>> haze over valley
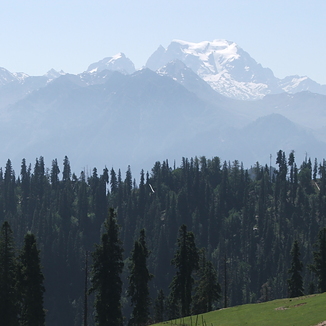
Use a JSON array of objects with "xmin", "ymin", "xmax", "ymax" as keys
[{"xmin": 0, "ymin": 39, "xmax": 325, "ymax": 174}]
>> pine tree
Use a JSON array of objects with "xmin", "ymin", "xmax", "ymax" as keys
[
  {"xmin": 62, "ymin": 156, "xmax": 71, "ymax": 182},
  {"xmin": 90, "ymin": 208, "xmax": 124, "ymax": 326},
  {"xmin": 0, "ymin": 221, "xmax": 19, "ymax": 326},
  {"xmin": 287, "ymin": 240, "xmax": 304, "ymax": 298},
  {"xmin": 193, "ymin": 254, "xmax": 221, "ymax": 314},
  {"xmin": 18, "ymin": 233, "xmax": 45, "ymax": 326},
  {"xmin": 20, "ymin": 159, "xmax": 31, "ymax": 222},
  {"xmin": 110, "ymin": 168, "xmax": 118, "ymax": 194},
  {"xmin": 4, "ymin": 159, "xmax": 16, "ymax": 219},
  {"xmin": 154, "ymin": 289, "xmax": 165, "ymax": 323},
  {"xmin": 311, "ymin": 228, "xmax": 326, "ymax": 293},
  {"xmin": 50, "ymin": 158, "xmax": 60, "ymax": 189},
  {"xmin": 169, "ymin": 224, "xmax": 199, "ymax": 317},
  {"xmin": 127, "ymin": 229, "xmax": 153, "ymax": 326}
]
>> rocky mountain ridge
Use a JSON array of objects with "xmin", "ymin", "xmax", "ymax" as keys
[{"xmin": 1, "ymin": 39, "xmax": 326, "ymax": 101}]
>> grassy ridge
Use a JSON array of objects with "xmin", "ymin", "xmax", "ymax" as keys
[{"xmin": 151, "ymin": 293, "xmax": 326, "ymax": 326}]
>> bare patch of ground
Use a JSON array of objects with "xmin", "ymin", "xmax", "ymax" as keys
[
  {"xmin": 275, "ymin": 306, "xmax": 289, "ymax": 311},
  {"xmin": 293, "ymin": 302, "xmax": 306, "ymax": 307},
  {"xmin": 275, "ymin": 302, "xmax": 307, "ymax": 310}
]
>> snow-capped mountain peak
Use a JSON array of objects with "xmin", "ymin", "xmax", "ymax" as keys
[
  {"xmin": 173, "ymin": 39, "xmax": 240, "ymax": 64},
  {"xmin": 147, "ymin": 39, "xmax": 244, "ymax": 73},
  {"xmin": 87, "ymin": 52, "xmax": 135, "ymax": 75},
  {"xmin": 44, "ymin": 69, "xmax": 66, "ymax": 81},
  {"xmin": 146, "ymin": 39, "xmax": 275, "ymax": 99},
  {"xmin": 146, "ymin": 39, "xmax": 326, "ymax": 100},
  {"xmin": 0, "ymin": 67, "xmax": 15, "ymax": 86}
]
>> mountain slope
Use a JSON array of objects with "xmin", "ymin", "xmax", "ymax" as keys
[
  {"xmin": 0, "ymin": 67, "xmax": 51, "ymax": 109},
  {"xmin": 1, "ymin": 68, "xmax": 237, "ymax": 172},
  {"xmin": 226, "ymin": 91, "xmax": 326, "ymax": 142},
  {"xmin": 157, "ymin": 59, "xmax": 231, "ymax": 105}
]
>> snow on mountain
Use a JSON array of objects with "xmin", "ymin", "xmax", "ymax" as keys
[
  {"xmin": 44, "ymin": 69, "xmax": 66, "ymax": 81},
  {"xmin": 156, "ymin": 59, "xmax": 238, "ymax": 110},
  {"xmin": 87, "ymin": 53, "xmax": 135, "ymax": 75},
  {"xmin": 0, "ymin": 67, "xmax": 28, "ymax": 86},
  {"xmin": 157, "ymin": 59, "xmax": 222, "ymax": 100},
  {"xmin": 0, "ymin": 67, "xmax": 63, "ymax": 91},
  {"xmin": 146, "ymin": 39, "xmax": 274, "ymax": 99},
  {"xmin": 146, "ymin": 39, "xmax": 326, "ymax": 100},
  {"xmin": 278, "ymin": 75, "xmax": 326, "ymax": 94},
  {"xmin": 12, "ymin": 72, "xmax": 30, "ymax": 82},
  {"xmin": 0, "ymin": 68, "xmax": 50, "ymax": 109}
]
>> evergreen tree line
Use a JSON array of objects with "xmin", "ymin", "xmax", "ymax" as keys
[
  {"xmin": 87, "ymin": 209, "xmax": 220, "ymax": 326},
  {"xmin": 0, "ymin": 151, "xmax": 326, "ymax": 325},
  {"xmin": 1, "ymin": 208, "xmax": 220, "ymax": 326}
]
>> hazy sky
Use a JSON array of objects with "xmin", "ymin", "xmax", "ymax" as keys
[{"xmin": 1, "ymin": 0, "xmax": 325, "ymax": 84}]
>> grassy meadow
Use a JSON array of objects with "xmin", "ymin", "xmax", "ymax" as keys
[{"xmin": 151, "ymin": 293, "xmax": 326, "ymax": 326}]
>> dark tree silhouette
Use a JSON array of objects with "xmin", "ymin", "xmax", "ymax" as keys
[
  {"xmin": 193, "ymin": 253, "xmax": 221, "ymax": 313},
  {"xmin": 127, "ymin": 229, "xmax": 153, "ymax": 326},
  {"xmin": 311, "ymin": 228, "xmax": 326, "ymax": 293},
  {"xmin": 169, "ymin": 224, "xmax": 199, "ymax": 317},
  {"xmin": 90, "ymin": 209, "xmax": 124, "ymax": 326},
  {"xmin": 287, "ymin": 240, "xmax": 304, "ymax": 298},
  {"xmin": 18, "ymin": 233, "xmax": 45, "ymax": 326},
  {"xmin": 0, "ymin": 221, "xmax": 19, "ymax": 326}
]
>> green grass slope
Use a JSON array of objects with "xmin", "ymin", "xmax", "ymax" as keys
[{"xmin": 151, "ymin": 293, "xmax": 326, "ymax": 326}]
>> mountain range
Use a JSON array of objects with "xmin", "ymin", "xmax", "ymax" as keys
[
  {"xmin": 0, "ymin": 39, "xmax": 325, "ymax": 174},
  {"xmin": 147, "ymin": 40, "xmax": 326, "ymax": 100}
]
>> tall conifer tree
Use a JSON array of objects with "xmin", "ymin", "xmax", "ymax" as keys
[
  {"xmin": 0, "ymin": 221, "xmax": 19, "ymax": 326},
  {"xmin": 193, "ymin": 254, "xmax": 221, "ymax": 313},
  {"xmin": 311, "ymin": 228, "xmax": 326, "ymax": 293},
  {"xmin": 18, "ymin": 233, "xmax": 45, "ymax": 326},
  {"xmin": 154, "ymin": 289, "xmax": 165, "ymax": 323},
  {"xmin": 169, "ymin": 224, "xmax": 199, "ymax": 317},
  {"xmin": 127, "ymin": 229, "xmax": 153, "ymax": 326},
  {"xmin": 287, "ymin": 240, "xmax": 304, "ymax": 298},
  {"xmin": 90, "ymin": 209, "xmax": 124, "ymax": 326}
]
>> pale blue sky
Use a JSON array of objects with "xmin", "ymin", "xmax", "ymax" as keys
[{"xmin": 1, "ymin": 0, "xmax": 325, "ymax": 84}]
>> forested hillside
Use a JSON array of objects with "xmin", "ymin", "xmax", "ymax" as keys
[{"xmin": 0, "ymin": 151, "xmax": 326, "ymax": 325}]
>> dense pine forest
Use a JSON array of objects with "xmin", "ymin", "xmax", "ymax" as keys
[{"xmin": 1, "ymin": 151, "xmax": 326, "ymax": 325}]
